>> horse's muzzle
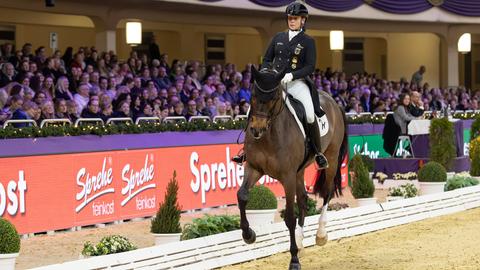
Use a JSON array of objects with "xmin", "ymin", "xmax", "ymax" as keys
[{"xmin": 250, "ymin": 127, "xmax": 266, "ymax": 140}]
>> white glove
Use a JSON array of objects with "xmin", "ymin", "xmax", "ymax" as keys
[{"xmin": 281, "ymin": 73, "xmax": 293, "ymax": 84}]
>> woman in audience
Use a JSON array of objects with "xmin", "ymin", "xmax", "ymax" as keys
[
  {"xmin": 393, "ymin": 93, "xmax": 418, "ymax": 135},
  {"xmin": 55, "ymin": 76, "xmax": 73, "ymax": 101},
  {"xmin": 39, "ymin": 100, "xmax": 55, "ymax": 122}
]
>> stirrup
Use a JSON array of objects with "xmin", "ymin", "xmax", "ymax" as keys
[
  {"xmin": 232, "ymin": 153, "xmax": 246, "ymax": 164},
  {"xmin": 314, "ymin": 153, "xmax": 329, "ymax": 170}
]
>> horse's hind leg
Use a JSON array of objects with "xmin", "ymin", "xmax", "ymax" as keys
[
  {"xmin": 316, "ymin": 149, "xmax": 339, "ymax": 246},
  {"xmin": 237, "ymin": 164, "xmax": 261, "ymax": 244},
  {"xmin": 295, "ymin": 173, "xmax": 308, "ymax": 253}
]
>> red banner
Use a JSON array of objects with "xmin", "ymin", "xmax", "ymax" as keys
[{"xmin": 0, "ymin": 144, "xmax": 347, "ymax": 234}]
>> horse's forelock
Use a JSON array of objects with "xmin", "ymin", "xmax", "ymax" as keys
[{"xmin": 255, "ymin": 70, "xmax": 280, "ymax": 92}]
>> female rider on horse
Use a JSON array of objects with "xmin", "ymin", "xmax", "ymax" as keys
[{"xmin": 232, "ymin": 1, "xmax": 328, "ymax": 169}]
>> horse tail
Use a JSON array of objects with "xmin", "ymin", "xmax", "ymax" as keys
[
  {"xmin": 334, "ymin": 108, "xmax": 348, "ymax": 197},
  {"xmin": 313, "ymin": 108, "xmax": 348, "ymax": 198}
]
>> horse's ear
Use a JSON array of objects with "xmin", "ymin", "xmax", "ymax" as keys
[{"xmin": 251, "ymin": 65, "xmax": 261, "ymax": 80}]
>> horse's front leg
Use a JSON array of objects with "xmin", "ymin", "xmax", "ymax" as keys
[
  {"xmin": 237, "ymin": 163, "xmax": 261, "ymax": 244},
  {"xmin": 295, "ymin": 174, "xmax": 308, "ymax": 254},
  {"xmin": 284, "ymin": 174, "xmax": 301, "ymax": 270}
]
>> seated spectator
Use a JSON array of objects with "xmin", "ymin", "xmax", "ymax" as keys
[
  {"xmin": 216, "ymin": 101, "xmax": 227, "ymax": 116},
  {"xmin": 100, "ymin": 102, "xmax": 113, "ymax": 122},
  {"xmin": 0, "ymin": 63, "xmax": 16, "ymax": 87},
  {"xmin": 74, "ymin": 83, "xmax": 90, "ymax": 114},
  {"xmin": 81, "ymin": 99, "xmax": 102, "ymax": 119},
  {"xmin": 113, "ymin": 100, "xmax": 132, "ymax": 118},
  {"xmin": 34, "ymin": 91, "xmax": 47, "ymax": 105},
  {"xmin": 55, "ymin": 76, "xmax": 73, "ymax": 101},
  {"xmin": 393, "ymin": 93, "xmax": 418, "ymax": 135},
  {"xmin": 172, "ymin": 102, "xmax": 184, "ymax": 117},
  {"xmin": 66, "ymin": 100, "xmax": 78, "ymax": 122},
  {"xmin": 238, "ymin": 79, "xmax": 251, "ymax": 103},
  {"xmin": 24, "ymin": 88, "xmax": 35, "ymax": 103},
  {"xmin": 239, "ymin": 100, "xmax": 250, "ymax": 115},
  {"xmin": 185, "ymin": 99, "xmax": 199, "ymax": 120},
  {"xmin": 54, "ymin": 98, "xmax": 70, "ymax": 120},
  {"xmin": 195, "ymin": 97, "xmax": 210, "ymax": 117},
  {"xmin": 39, "ymin": 100, "xmax": 55, "ymax": 121},
  {"xmin": 134, "ymin": 103, "xmax": 154, "ymax": 121},
  {"xmin": 408, "ymin": 91, "xmax": 424, "ymax": 117},
  {"xmin": 12, "ymin": 101, "xmax": 38, "ymax": 127}
]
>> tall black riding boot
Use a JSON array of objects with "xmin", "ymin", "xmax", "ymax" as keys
[{"xmin": 307, "ymin": 123, "xmax": 329, "ymax": 169}]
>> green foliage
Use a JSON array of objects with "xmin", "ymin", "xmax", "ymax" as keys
[
  {"xmin": 151, "ymin": 171, "xmax": 182, "ymax": 234},
  {"xmin": 0, "ymin": 218, "xmax": 20, "ymax": 254},
  {"xmin": 347, "ymin": 114, "xmax": 386, "ymax": 124},
  {"xmin": 351, "ymin": 156, "xmax": 375, "ymax": 199},
  {"xmin": 418, "ymin": 161, "xmax": 447, "ymax": 182},
  {"xmin": 245, "ymin": 185, "xmax": 278, "ymax": 210},
  {"xmin": 429, "ymin": 118, "xmax": 456, "ymax": 170},
  {"xmin": 402, "ymin": 183, "xmax": 419, "ymax": 198},
  {"xmin": 388, "ymin": 187, "xmax": 404, "ymax": 197},
  {"xmin": 471, "ymin": 116, "xmax": 480, "ymax": 140},
  {"xmin": 470, "ymin": 137, "xmax": 480, "ymax": 176},
  {"xmin": 388, "ymin": 183, "xmax": 418, "ymax": 198},
  {"xmin": 349, "ymin": 154, "xmax": 363, "ymax": 173},
  {"xmin": 181, "ymin": 215, "xmax": 240, "ymax": 240},
  {"xmin": 82, "ymin": 235, "xmax": 136, "ymax": 256},
  {"xmin": 444, "ymin": 175, "xmax": 479, "ymax": 191},
  {"xmin": 349, "ymin": 154, "xmax": 374, "ymax": 173},
  {"xmin": 453, "ymin": 112, "xmax": 478, "ymax": 120},
  {"xmin": 0, "ymin": 120, "xmax": 247, "ymax": 140},
  {"xmin": 280, "ymin": 197, "xmax": 319, "ymax": 219}
]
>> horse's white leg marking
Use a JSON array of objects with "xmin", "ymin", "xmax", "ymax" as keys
[{"xmin": 316, "ymin": 205, "xmax": 328, "ymax": 246}]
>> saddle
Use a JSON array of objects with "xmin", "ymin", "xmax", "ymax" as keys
[{"xmin": 284, "ymin": 77, "xmax": 328, "ymax": 140}]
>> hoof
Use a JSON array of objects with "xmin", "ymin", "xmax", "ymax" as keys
[
  {"xmin": 289, "ymin": 262, "xmax": 301, "ymax": 270},
  {"xmin": 242, "ymin": 228, "xmax": 256, "ymax": 244},
  {"xmin": 315, "ymin": 234, "xmax": 328, "ymax": 246}
]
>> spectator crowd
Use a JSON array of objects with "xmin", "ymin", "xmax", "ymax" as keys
[{"xmin": 0, "ymin": 42, "xmax": 479, "ymax": 128}]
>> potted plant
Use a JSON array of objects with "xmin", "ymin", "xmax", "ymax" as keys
[
  {"xmin": 402, "ymin": 183, "xmax": 419, "ymax": 198},
  {"xmin": 151, "ymin": 171, "xmax": 182, "ymax": 245},
  {"xmin": 0, "ymin": 218, "xmax": 20, "ymax": 270},
  {"xmin": 351, "ymin": 155, "xmax": 376, "ymax": 206},
  {"xmin": 470, "ymin": 136, "xmax": 480, "ymax": 179},
  {"xmin": 386, "ymin": 187, "xmax": 404, "ymax": 202},
  {"xmin": 429, "ymin": 118, "xmax": 456, "ymax": 172},
  {"xmin": 444, "ymin": 174, "xmax": 479, "ymax": 191},
  {"xmin": 245, "ymin": 185, "xmax": 278, "ymax": 227},
  {"xmin": 418, "ymin": 161, "xmax": 447, "ymax": 195}
]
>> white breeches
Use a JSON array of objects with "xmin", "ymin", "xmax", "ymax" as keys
[{"xmin": 283, "ymin": 79, "xmax": 315, "ymax": 123}]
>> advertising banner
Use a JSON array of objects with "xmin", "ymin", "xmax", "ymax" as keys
[{"xmin": 0, "ymin": 144, "xmax": 347, "ymax": 234}]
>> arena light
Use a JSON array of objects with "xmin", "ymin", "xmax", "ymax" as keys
[
  {"xmin": 126, "ymin": 21, "xmax": 142, "ymax": 46},
  {"xmin": 330, "ymin": 30, "xmax": 344, "ymax": 51},
  {"xmin": 458, "ymin": 33, "xmax": 471, "ymax": 53}
]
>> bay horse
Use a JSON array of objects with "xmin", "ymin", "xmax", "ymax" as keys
[{"xmin": 237, "ymin": 67, "xmax": 348, "ymax": 270}]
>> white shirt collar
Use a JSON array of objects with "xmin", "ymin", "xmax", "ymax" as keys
[{"xmin": 288, "ymin": 29, "xmax": 301, "ymax": 42}]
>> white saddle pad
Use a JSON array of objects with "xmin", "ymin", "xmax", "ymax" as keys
[{"xmin": 283, "ymin": 92, "xmax": 329, "ymax": 139}]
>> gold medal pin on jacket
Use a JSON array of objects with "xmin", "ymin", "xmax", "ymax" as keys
[{"xmin": 292, "ymin": 44, "xmax": 303, "ymax": 69}]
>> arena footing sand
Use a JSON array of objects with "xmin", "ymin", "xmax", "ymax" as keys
[{"xmin": 222, "ymin": 207, "xmax": 480, "ymax": 270}]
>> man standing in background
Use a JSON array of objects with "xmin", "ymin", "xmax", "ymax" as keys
[{"xmin": 411, "ymin": 65, "xmax": 426, "ymax": 87}]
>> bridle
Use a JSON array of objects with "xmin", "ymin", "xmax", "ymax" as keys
[{"xmin": 251, "ymin": 80, "xmax": 286, "ymax": 129}]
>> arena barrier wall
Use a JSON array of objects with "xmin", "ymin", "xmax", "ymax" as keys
[{"xmin": 0, "ymin": 143, "xmax": 347, "ymax": 234}]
